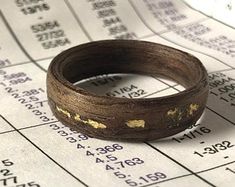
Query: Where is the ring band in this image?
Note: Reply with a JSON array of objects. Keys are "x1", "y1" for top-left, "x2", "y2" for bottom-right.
[{"x1": 47, "y1": 40, "x2": 209, "y2": 141}]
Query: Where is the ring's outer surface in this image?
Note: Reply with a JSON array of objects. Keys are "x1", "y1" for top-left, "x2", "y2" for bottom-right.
[{"x1": 47, "y1": 40, "x2": 209, "y2": 141}]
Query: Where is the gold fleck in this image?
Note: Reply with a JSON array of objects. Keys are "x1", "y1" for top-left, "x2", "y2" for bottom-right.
[
  {"x1": 74, "y1": 114, "x2": 106, "y2": 129},
  {"x1": 56, "y1": 106, "x2": 71, "y2": 118},
  {"x1": 167, "y1": 108, "x2": 178, "y2": 117},
  {"x1": 87, "y1": 119, "x2": 107, "y2": 129},
  {"x1": 126, "y1": 120, "x2": 145, "y2": 128},
  {"x1": 74, "y1": 114, "x2": 82, "y2": 121},
  {"x1": 189, "y1": 104, "x2": 199, "y2": 115}
]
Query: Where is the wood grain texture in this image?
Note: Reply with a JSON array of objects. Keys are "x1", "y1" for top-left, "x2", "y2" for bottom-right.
[{"x1": 46, "y1": 40, "x2": 209, "y2": 141}]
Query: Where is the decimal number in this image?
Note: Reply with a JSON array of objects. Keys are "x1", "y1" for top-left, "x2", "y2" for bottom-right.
[
  {"x1": 113, "y1": 170, "x2": 167, "y2": 187},
  {"x1": 114, "y1": 158, "x2": 144, "y2": 168},
  {"x1": 84, "y1": 144, "x2": 123, "y2": 155},
  {"x1": 92, "y1": 0, "x2": 116, "y2": 10},
  {"x1": 126, "y1": 172, "x2": 166, "y2": 186},
  {"x1": 105, "y1": 157, "x2": 144, "y2": 171}
]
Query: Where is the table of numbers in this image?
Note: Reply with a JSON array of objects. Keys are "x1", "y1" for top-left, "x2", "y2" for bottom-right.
[{"x1": 0, "y1": 0, "x2": 234, "y2": 186}]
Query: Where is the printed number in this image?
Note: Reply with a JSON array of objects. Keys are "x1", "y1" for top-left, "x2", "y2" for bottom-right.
[
  {"x1": 114, "y1": 158, "x2": 144, "y2": 168},
  {"x1": 96, "y1": 144, "x2": 123, "y2": 154},
  {"x1": 0, "y1": 169, "x2": 13, "y2": 176},
  {"x1": 125, "y1": 179, "x2": 138, "y2": 186},
  {"x1": 105, "y1": 164, "x2": 114, "y2": 171},
  {"x1": 106, "y1": 154, "x2": 117, "y2": 161},
  {"x1": 77, "y1": 143, "x2": 85, "y2": 149},
  {"x1": 114, "y1": 171, "x2": 126, "y2": 178},
  {"x1": 1, "y1": 159, "x2": 14, "y2": 166}
]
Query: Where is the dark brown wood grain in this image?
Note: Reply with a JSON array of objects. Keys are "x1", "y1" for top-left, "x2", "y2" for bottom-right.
[{"x1": 46, "y1": 40, "x2": 209, "y2": 141}]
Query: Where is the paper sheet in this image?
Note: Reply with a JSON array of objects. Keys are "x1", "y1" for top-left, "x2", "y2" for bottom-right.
[{"x1": 0, "y1": 0, "x2": 235, "y2": 186}]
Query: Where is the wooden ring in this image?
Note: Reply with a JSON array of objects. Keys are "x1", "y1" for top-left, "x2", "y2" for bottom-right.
[{"x1": 47, "y1": 40, "x2": 209, "y2": 141}]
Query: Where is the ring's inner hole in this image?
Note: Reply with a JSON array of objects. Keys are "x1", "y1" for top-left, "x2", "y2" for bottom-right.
[
  {"x1": 74, "y1": 73, "x2": 185, "y2": 98},
  {"x1": 62, "y1": 42, "x2": 202, "y2": 98}
]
